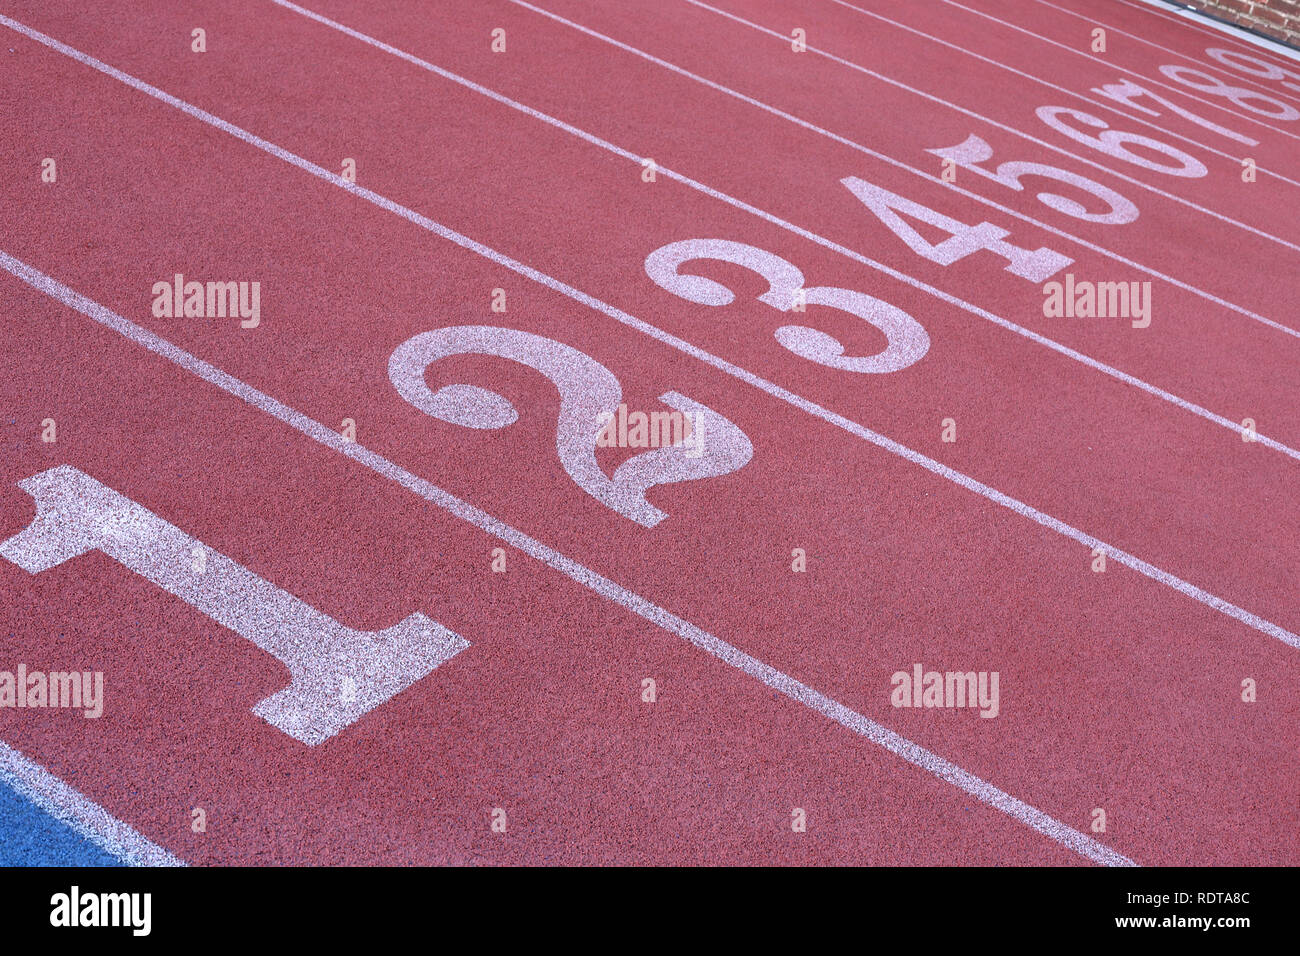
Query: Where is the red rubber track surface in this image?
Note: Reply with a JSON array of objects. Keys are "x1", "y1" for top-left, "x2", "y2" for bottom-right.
[{"x1": 1, "y1": 0, "x2": 1297, "y2": 865}]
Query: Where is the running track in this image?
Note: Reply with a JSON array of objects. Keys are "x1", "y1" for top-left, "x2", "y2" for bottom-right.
[{"x1": 1, "y1": 0, "x2": 1297, "y2": 866}]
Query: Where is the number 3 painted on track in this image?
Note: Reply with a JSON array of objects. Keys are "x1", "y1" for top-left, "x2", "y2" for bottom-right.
[{"x1": 644, "y1": 238, "x2": 930, "y2": 374}]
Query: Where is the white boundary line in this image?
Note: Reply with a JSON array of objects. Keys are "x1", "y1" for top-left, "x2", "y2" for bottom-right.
[
  {"x1": 936, "y1": 0, "x2": 1300, "y2": 140},
  {"x1": 505, "y1": 0, "x2": 1299, "y2": 342},
  {"x1": 3, "y1": 12, "x2": 1298, "y2": 655},
  {"x1": 686, "y1": 0, "x2": 1300, "y2": 250},
  {"x1": 1125, "y1": 0, "x2": 1300, "y2": 64},
  {"x1": 823, "y1": 0, "x2": 1300, "y2": 176},
  {"x1": 0, "y1": 249, "x2": 1137, "y2": 868},
  {"x1": 1032, "y1": 0, "x2": 1300, "y2": 105},
  {"x1": 269, "y1": 0, "x2": 1300, "y2": 454},
  {"x1": 0, "y1": 739, "x2": 185, "y2": 866}
]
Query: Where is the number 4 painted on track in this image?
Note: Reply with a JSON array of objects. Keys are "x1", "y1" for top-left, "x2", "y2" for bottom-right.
[
  {"x1": 841, "y1": 175, "x2": 1072, "y2": 282},
  {"x1": 0, "y1": 466, "x2": 468, "y2": 746}
]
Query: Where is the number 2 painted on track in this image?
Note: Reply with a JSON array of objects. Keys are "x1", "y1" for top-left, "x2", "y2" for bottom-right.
[{"x1": 388, "y1": 325, "x2": 754, "y2": 528}]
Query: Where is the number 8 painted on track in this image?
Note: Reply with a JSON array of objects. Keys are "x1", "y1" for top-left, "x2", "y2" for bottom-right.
[{"x1": 644, "y1": 238, "x2": 930, "y2": 374}]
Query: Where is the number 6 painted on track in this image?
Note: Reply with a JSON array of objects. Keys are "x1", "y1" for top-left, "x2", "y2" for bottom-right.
[
  {"x1": 0, "y1": 466, "x2": 468, "y2": 746},
  {"x1": 644, "y1": 238, "x2": 930, "y2": 374}
]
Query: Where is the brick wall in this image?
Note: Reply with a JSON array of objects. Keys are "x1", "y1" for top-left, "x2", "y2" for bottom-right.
[{"x1": 1167, "y1": 0, "x2": 1300, "y2": 49}]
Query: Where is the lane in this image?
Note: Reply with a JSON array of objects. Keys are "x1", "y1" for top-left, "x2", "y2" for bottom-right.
[
  {"x1": 503, "y1": 0, "x2": 1299, "y2": 343},
  {"x1": 428, "y1": 0, "x2": 1300, "y2": 350},
  {"x1": 939, "y1": 0, "x2": 1300, "y2": 141},
  {"x1": 815, "y1": 0, "x2": 1300, "y2": 170},
  {"x1": 2, "y1": 8, "x2": 1298, "y2": 864},
  {"x1": 1119, "y1": 0, "x2": 1300, "y2": 67},
  {"x1": 1034, "y1": 0, "x2": 1300, "y2": 106},
  {"x1": 831, "y1": 0, "x2": 1300, "y2": 162},
  {"x1": 688, "y1": 0, "x2": 1300, "y2": 231},
  {"x1": 0, "y1": 273, "x2": 1088, "y2": 866},
  {"x1": 0, "y1": 742, "x2": 172, "y2": 866},
  {"x1": 6, "y1": 2, "x2": 1300, "y2": 639},
  {"x1": 25, "y1": 0, "x2": 1294, "y2": 629}
]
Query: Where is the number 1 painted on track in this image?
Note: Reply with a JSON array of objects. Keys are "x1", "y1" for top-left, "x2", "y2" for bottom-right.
[{"x1": 0, "y1": 466, "x2": 468, "y2": 746}]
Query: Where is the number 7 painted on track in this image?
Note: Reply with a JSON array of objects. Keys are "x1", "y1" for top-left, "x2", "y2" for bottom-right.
[{"x1": 0, "y1": 466, "x2": 468, "y2": 746}]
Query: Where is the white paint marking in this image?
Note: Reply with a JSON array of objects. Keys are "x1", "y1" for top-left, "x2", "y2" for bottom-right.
[
  {"x1": 0, "y1": 16, "x2": 1295, "y2": 642},
  {"x1": 0, "y1": 249, "x2": 1134, "y2": 867},
  {"x1": 507, "y1": 0, "x2": 1298, "y2": 339},
  {"x1": 249, "y1": 4, "x2": 1300, "y2": 440},
  {"x1": 1032, "y1": 0, "x2": 1300, "y2": 105},
  {"x1": 687, "y1": 0, "x2": 1300, "y2": 248},
  {"x1": 0, "y1": 466, "x2": 469, "y2": 746},
  {"x1": 0, "y1": 740, "x2": 185, "y2": 866},
  {"x1": 1123, "y1": 0, "x2": 1300, "y2": 65},
  {"x1": 936, "y1": 0, "x2": 1300, "y2": 140},
  {"x1": 388, "y1": 324, "x2": 753, "y2": 527},
  {"x1": 826, "y1": 0, "x2": 1300, "y2": 181}
]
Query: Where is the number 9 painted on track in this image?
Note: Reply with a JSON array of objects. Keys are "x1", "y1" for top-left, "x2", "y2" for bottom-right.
[
  {"x1": 644, "y1": 238, "x2": 930, "y2": 374},
  {"x1": 1204, "y1": 47, "x2": 1300, "y2": 95}
]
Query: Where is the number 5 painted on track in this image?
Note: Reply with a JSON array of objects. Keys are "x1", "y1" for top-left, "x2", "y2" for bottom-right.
[{"x1": 0, "y1": 466, "x2": 468, "y2": 746}]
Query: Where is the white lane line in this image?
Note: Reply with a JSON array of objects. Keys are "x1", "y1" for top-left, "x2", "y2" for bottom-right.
[
  {"x1": 4, "y1": 12, "x2": 1298, "y2": 652},
  {"x1": 1032, "y1": 0, "x2": 1300, "y2": 105},
  {"x1": 261, "y1": 2, "x2": 1300, "y2": 448},
  {"x1": 0, "y1": 739, "x2": 186, "y2": 866},
  {"x1": 0, "y1": 250, "x2": 1136, "y2": 869},
  {"x1": 937, "y1": 0, "x2": 1300, "y2": 140},
  {"x1": 687, "y1": 0, "x2": 1300, "y2": 249},
  {"x1": 507, "y1": 0, "x2": 1299, "y2": 341},
  {"x1": 1123, "y1": 0, "x2": 1300, "y2": 65},
  {"x1": 825, "y1": 0, "x2": 1300, "y2": 181}
]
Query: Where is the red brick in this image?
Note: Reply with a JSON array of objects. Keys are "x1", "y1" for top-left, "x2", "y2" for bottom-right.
[
  {"x1": 1255, "y1": 20, "x2": 1292, "y2": 39},
  {"x1": 1110, "y1": 1, "x2": 1300, "y2": 51}
]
